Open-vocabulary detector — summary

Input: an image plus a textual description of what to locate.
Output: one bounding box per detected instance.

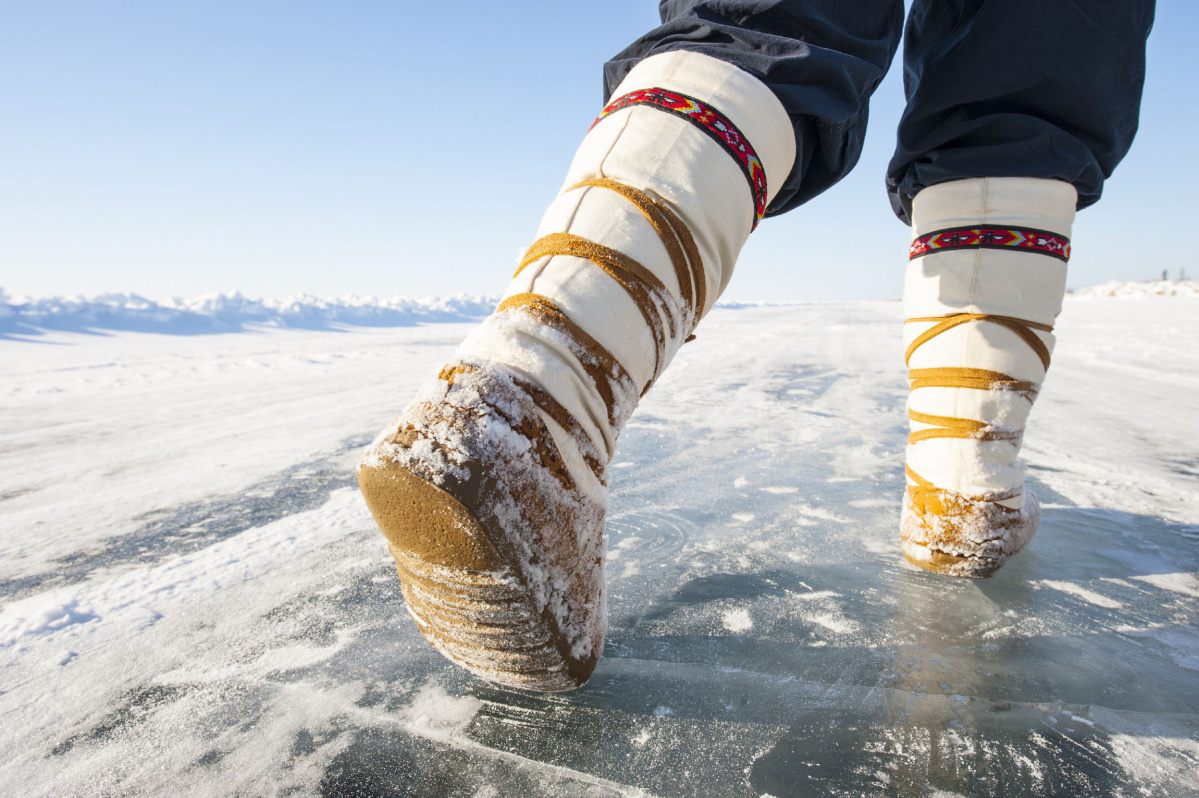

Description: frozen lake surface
[1,296,1197,796]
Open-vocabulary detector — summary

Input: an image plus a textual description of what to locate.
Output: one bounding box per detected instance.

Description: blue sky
[2,1,1195,301]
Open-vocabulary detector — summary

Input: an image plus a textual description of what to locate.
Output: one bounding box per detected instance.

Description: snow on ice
[0,284,1197,796]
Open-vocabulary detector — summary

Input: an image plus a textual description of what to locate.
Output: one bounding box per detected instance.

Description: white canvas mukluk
[358,51,795,690]
[900,177,1076,577]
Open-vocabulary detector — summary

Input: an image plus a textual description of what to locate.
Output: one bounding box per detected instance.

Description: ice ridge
[0,288,498,336]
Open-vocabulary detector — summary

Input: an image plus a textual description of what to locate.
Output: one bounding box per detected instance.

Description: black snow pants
[604,0,1156,223]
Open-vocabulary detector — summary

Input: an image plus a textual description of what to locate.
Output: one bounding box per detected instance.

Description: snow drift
[1068,279,1199,298]
[0,288,498,336]
[2,279,1195,338]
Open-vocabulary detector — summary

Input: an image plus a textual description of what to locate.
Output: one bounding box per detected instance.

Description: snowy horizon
[3,279,1197,339]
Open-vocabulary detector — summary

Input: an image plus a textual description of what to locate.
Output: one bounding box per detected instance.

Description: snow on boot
[358,51,795,690]
[900,177,1076,578]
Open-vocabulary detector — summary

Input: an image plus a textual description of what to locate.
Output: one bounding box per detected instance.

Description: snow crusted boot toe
[358,51,795,690]
[358,363,608,690]
[900,474,1041,578]
[899,177,1075,578]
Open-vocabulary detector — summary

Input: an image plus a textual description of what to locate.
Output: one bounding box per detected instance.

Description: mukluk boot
[900,177,1076,577]
[358,52,795,690]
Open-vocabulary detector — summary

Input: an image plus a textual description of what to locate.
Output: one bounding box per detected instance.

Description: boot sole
[358,461,595,691]
[901,542,983,577]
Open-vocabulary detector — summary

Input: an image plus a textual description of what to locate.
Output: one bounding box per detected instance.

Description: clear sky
[2,1,1195,302]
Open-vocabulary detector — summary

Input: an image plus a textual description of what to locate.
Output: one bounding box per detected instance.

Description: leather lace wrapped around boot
[900,177,1077,578]
[358,51,795,690]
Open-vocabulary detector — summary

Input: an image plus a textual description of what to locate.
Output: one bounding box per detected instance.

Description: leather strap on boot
[904,225,1071,508]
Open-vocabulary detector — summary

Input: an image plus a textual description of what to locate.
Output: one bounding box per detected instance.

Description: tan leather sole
[358,461,596,691]
[901,543,975,576]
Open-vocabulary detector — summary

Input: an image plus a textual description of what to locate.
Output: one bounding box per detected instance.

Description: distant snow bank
[0,289,498,336]
[1068,279,1199,299]
[3,279,1195,336]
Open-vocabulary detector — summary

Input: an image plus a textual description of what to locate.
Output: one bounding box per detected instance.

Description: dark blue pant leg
[886,0,1156,223]
[604,0,904,217]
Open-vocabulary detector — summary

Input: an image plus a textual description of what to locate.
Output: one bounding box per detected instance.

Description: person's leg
[359,3,904,691]
[890,0,1155,576]
[887,0,1154,221]
[607,0,904,215]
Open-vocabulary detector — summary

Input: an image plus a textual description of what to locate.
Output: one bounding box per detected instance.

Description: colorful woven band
[910,227,1071,262]
[592,88,768,229]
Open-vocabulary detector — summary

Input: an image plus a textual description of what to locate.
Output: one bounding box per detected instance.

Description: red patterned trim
[592,88,768,230]
[910,227,1071,262]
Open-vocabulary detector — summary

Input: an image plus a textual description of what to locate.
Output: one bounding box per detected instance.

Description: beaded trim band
[910,227,1071,262]
[592,88,768,229]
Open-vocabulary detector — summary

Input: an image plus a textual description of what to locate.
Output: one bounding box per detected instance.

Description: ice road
[1,292,1197,796]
